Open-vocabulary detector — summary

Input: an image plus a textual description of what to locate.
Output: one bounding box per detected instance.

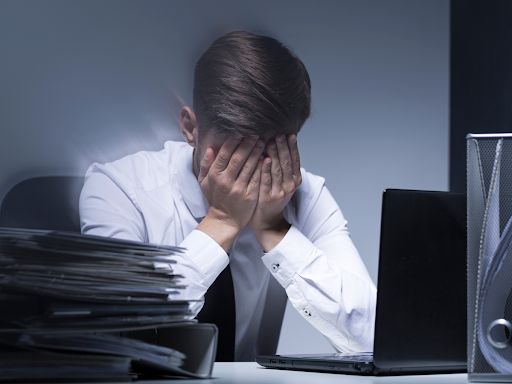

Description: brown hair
[193,31,311,137]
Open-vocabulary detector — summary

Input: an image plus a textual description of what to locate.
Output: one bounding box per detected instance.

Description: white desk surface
[139,362,471,384]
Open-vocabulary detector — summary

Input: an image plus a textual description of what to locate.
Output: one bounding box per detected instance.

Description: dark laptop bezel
[257,189,467,375]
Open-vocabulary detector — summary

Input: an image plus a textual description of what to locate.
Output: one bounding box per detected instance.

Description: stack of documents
[0,227,202,381]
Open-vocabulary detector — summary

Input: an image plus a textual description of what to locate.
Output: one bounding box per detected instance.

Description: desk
[138,362,470,384]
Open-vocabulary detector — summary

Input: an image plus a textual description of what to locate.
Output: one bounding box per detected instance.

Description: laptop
[256,189,467,375]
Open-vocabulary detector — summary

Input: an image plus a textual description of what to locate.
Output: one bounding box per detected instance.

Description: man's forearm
[196,212,242,253]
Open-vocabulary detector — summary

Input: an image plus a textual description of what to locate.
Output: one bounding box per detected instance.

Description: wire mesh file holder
[467,133,512,382]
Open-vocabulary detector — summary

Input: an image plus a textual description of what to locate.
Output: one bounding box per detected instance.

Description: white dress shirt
[79,141,377,361]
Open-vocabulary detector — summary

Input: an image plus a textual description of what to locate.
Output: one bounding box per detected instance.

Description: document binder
[0,228,217,381]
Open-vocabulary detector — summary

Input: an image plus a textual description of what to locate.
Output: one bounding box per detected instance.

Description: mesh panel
[467,136,512,380]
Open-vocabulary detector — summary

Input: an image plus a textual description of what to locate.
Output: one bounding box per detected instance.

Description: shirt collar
[176,144,209,218]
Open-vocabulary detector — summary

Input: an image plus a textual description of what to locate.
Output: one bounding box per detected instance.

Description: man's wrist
[253,217,291,253]
[196,210,243,253]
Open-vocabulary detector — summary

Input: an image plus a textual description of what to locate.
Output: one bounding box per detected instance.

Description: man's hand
[196,135,265,253]
[249,134,302,252]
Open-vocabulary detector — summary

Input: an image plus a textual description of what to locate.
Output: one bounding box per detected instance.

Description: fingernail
[277,135,285,143]
[204,150,209,160]
[250,135,258,141]
[288,134,297,143]
[257,140,264,148]
[270,142,276,150]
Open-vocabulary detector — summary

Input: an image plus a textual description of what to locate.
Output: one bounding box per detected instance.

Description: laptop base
[256,355,466,376]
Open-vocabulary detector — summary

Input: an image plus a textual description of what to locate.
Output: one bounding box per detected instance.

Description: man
[80,31,376,361]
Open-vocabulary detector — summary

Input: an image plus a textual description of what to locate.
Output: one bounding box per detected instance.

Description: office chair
[0,176,243,360]
[0,176,84,232]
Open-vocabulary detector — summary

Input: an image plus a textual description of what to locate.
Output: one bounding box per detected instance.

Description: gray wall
[0,0,449,354]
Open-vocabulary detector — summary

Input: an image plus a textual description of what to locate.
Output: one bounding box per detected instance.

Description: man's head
[180,31,311,176]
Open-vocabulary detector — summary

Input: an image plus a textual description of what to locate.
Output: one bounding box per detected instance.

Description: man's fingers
[266,140,283,191]
[250,155,265,188]
[287,134,301,178]
[260,157,272,195]
[225,136,259,178]
[275,134,293,184]
[212,135,243,172]
[198,148,214,184]
[237,139,265,184]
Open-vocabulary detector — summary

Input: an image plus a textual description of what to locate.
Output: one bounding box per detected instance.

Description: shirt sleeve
[79,171,228,301]
[261,186,377,353]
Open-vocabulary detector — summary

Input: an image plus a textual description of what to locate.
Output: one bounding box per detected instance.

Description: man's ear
[180,106,199,147]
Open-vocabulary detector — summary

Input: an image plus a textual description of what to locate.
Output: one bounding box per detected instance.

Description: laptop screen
[373,189,467,369]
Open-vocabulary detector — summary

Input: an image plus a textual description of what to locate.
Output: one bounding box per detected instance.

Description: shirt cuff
[180,229,229,287]
[261,225,315,287]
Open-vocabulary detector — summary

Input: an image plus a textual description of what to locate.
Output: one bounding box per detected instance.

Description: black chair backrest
[0,176,84,231]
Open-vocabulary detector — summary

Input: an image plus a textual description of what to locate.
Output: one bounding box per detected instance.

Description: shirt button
[271,263,280,272]
[303,309,311,316]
